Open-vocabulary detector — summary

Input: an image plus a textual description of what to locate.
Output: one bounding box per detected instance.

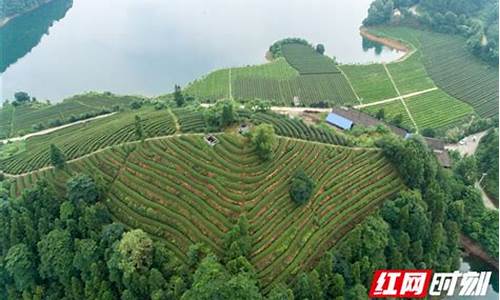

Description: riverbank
[461,234,499,270]
[359,27,411,62]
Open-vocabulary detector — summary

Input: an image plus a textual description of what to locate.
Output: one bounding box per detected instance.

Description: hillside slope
[10,133,405,289]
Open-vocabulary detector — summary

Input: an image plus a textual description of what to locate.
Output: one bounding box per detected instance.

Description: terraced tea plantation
[0,108,177,174]
[0,92,140,138]
[281,43,340,74]
[368,26,499,118]
[339,63,397,103]
[184,42,357,106]
[10,133,405,290]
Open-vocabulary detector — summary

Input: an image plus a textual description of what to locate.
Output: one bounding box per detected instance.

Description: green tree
[267,283,294,300]
[49,144,65,169]
[134,115,144,141]
[37,229,74,285]
[251,124,277,161]
[14,91,30,103]
[375,108,385,120]
[316,44,325,54]
[66,174,100,204]
[4,243,35,291]
[453,155,479,185]
[118,229,154,274]
[174,85,185,107]
[221,100,236,127]
[289,169,315,205]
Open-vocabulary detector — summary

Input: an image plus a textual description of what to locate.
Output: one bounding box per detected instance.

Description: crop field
[420,32,499,118]
[0,104,13,139]
[404,89,475,130]
[368,26,499,118]
[281,44,340,74]
[232,58,298,79]
[184,69,230,101]
[233,73,357,106]
[0,93,139,137]
[386,52,435,94]
[362,100,415,131]
[339,64,398,103]
[10,134,404,289]
[0,109,176,174]
[172,107,207,132]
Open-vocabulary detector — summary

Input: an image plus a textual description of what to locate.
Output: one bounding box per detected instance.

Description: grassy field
[10,133,404,289]
[404,89,475,130]
[0,92,140,138]
[281,44,340,75]
[368,26,498,118]
[339,64,398,103]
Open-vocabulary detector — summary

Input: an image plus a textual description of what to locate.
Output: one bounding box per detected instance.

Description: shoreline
[460,234,499,270]
[359,27,411,62]
[0,0,55,29]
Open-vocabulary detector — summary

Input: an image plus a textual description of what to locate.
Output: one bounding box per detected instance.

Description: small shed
[238,124,250,135]
[204,135,219,146]
[325,113,354,130]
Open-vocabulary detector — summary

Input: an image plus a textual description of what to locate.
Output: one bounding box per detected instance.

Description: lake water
[445,255,499,299]
[0,0,403,102]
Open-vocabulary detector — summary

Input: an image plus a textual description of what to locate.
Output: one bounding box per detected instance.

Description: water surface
[1,0,403,102]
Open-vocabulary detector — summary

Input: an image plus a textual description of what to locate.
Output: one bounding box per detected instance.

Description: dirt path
[168,109,181,132]
[382,63,419,132]
[0,112,116,145]
[354,87,437,109]
[338,67,362,104]
[445,130,497,210]
[445,131,488,156]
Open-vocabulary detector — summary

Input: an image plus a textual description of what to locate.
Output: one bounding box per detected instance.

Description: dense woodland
[364,0,499,65]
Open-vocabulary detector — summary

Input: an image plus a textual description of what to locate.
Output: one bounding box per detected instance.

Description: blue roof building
[325,112,354,130]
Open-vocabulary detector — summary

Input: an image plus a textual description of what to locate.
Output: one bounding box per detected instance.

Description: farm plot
[339,64,398,103]
[0,104,14,139]
[281,43,340,74]
[8,93,139,137]
[404,89,475,130]
[233,73,356,106]
[368,26,498,118]
[172,107,207,132]
[184,69,230,102]
[0,108,176,174]
[232,58,298,79]
[420,32,499,118]
[12,134,404,289]
[386,51,435,94]
[362,100,415,131]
